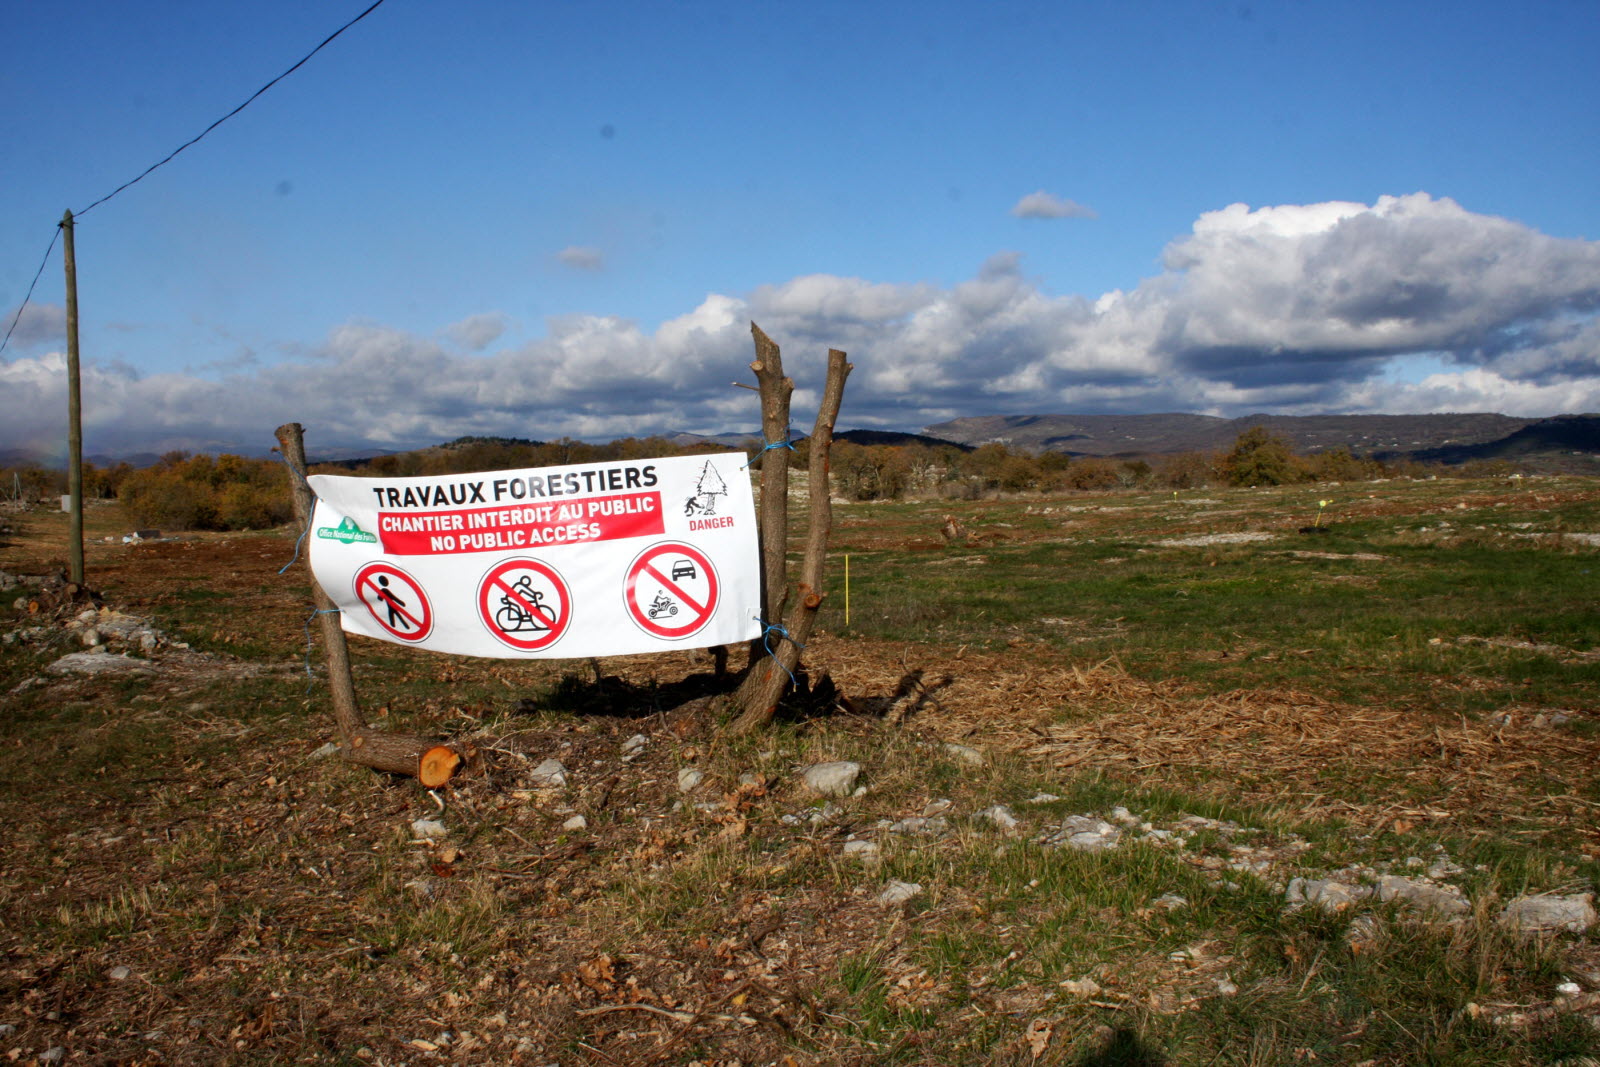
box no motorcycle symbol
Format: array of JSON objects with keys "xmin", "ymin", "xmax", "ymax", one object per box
[
  {"xmin": 353, "ymin": 562, "xmax": 433, "ymax": 643},
  {"xmin": 624, "ymin": 542, "xmax": 718, "ymax": 640},
  {"xmin": 477, "ymin": 558, "xmax": 573, "ymax": 652}
]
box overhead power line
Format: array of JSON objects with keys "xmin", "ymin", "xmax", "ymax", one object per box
[
  {"xmin": 0, "ymin": 226, "xmax": 62, "ymax": 355},
  {"xmin": 0, "ymin": 0, "xmax": 389, "ymax": 357},
  {"xmin": 77, "ymin": 0, "xmax": 389, "ymax": 218}
]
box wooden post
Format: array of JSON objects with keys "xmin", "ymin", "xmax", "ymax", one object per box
[
  {"xmin": 745, "ymin": 323, "xmax": 794, "ymax": 668},
  {"xmin": 274, "ymin": 422, "xmax": 464, "ymax": 786},
  {"xmin": 61, "ymin": 211, "xmax": 84, "ymax": 586},
  {"xmin": 731, "ymin": 346, "xmax": 851, "ymax": 733}
]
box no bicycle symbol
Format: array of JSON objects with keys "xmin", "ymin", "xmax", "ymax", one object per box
[
  {"xmin": 477, "ymin": 558, "xmax": 572, "ymax": 652},
  {"xmin": 624, "ymin": 541, "xmax": 718, "ymax": 640},
  {"xmin": 353, "ymin": 562, "xmax": 433, "ymax": 643}
]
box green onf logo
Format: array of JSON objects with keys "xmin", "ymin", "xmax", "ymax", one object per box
[{"xmin": 316, "ymin": 516, "xmax": 378, "ymax": 545}]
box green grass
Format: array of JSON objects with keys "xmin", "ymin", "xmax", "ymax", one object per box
[{"xmin": 823, "ymin": 486, "xmax": 1600, "ymax": 717}]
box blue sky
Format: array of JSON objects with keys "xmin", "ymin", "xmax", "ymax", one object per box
[{"xmin": 3, "ymin": 0, "xmax": 1599, "ymax": 457}]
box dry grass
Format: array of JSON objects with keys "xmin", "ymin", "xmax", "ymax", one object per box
[{"xmin": 3, "ymin": 482, "xmax": 1599, "ymax": 1064}]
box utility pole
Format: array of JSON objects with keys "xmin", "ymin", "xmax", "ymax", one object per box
[{"xmin": 61, "ymin": 210, "xmax": 84, "ymax": 586}]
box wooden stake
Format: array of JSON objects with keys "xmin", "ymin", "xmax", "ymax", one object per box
[{"xmin": 274, "ymin": 422, "xmax": 462, "ymax": 785}]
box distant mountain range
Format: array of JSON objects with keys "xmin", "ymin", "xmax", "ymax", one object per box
[
  {"xmin": 919, "ymin": 412, "xmax": 1600, "ymax": 471},
  {"xmin": 7, "ymin": 413, "xmax": 1600, "ymax": 472}
]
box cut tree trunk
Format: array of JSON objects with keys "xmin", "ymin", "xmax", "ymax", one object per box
[
  {"xmin": 275, "ymin": 422, "xmax": 465, "ymax": 787},
  {"xmin": 730, "ymin": 345, "xmax": 851, "ymax": 733},
  {"xmin": 745, "ymin": 323, "xmax": 794, "ymax": 670}
]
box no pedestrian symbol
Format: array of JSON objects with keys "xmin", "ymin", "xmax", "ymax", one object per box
[
  {"xmin": 353, "ymin": 562, "xmax": 433, "ymax": 643},
  {"xmin": 624, "ymin": 541, "xmax": 718, "ymax": 640},
  {"xmin": 477, "ymin": 558, "xmax": 572, "ymax": 652}
]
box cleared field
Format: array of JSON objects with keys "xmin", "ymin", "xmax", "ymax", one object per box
[{"xmin": 1, "ymin": 475, "xmax": 1597, "ymax": 1064}]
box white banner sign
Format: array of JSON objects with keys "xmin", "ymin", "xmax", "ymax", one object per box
[{"xmin": 307, "ymin": 454, "xmax": 760, "ymax": 658}]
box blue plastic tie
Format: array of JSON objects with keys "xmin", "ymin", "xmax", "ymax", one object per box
[
  {"xmin": 742, "ymin": 434, "xmax": 796, "ymax": 470},
  {"xmin": 279, "ymin": 521, "xmax": 311, "ymax": 576},
  {"xmin": 756, "ymin": 615, "xmax": 806, "ymax": 690}
]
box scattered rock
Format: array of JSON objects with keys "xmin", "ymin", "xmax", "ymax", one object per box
[
  {"xmin": 842, "ymin": 840, "xmax": 880, "ymax": 858},
  {"xmin": 107, "ymin": 965, "xmax": 132, "ymax": 981},
  {"xmin": 46, "ymin": 651, "xmax": 154, "ymax": 675},
  {"xmin": 1025, "ymin": 793, "xmax": 1060, "ymax": 804},
  {"xmin": 1557, "ymin": 981, "xmax": 1583, "ymax": 997},
  {"xmin": 1345, "ymin": 914, "xmax": 1384, "ymax": 955},
  {"xmin": 1175, "ymin": 814, "xmax": 1240, "ymax": 833},
  {"xmin": 877, "ymin": 880, "xmax": 922, "ymax": 905},
  {"xmin": 943, "ymin": 742, "xmax": 985, "ymax": 767},
  {"xmin": 1059, "ymin": 977, "xmax": 1102, "ymax": 997},
  {"xmin": 1427, "ymin": 855, "xmax": 1464, "ymax": 879},
  {"xmin": 529, "ymin": 759, "xmax": 568, "ymax": 788},
  {"xmin": 1214, "ymin": 977, "xmax": 1240, "ymax": 996},
  {"xmin": 921, "ymin": 798, "xmax": 953, "ymax": 817},
  {"xmin": 887, "ymin": 815, "xmax": 949, "ymax": 836},
  {"xmin": 1377, "ymin": 875, "xmax": 1470, "ymax": 917},
  {"xmin": 562, "ymin": 815, "xmax": 588, "ymax": 832},
  {"xmin": 620, "ymin": 734, "xmax": 647, "ymax": 760},
  {"xmin": 309, "ymin": 741, "xmax": 341, "ymax": 759},
  {"xmin": 1286, "ymin": 877, "xmax": 1369, "ymax": 913},
  {"xmin": 411, "ymin": 818, "xmax": 448, "ymax": 840},
  {"xmin": 676, "ymin": 767, "xmax": 705, "ymax": 792},
  {"xmin": 979, "ymin": 805, "xmax": 1021, "ymax": 834},
  {"xmin": 39, "ymin": 1049, "xmax": 65, "ymax": 1065},
  {"xmin": 1040, "ymin": 815, "xmax": 1120, "ymax": 852},
  {"xmin": 1498, "ymin": 893, "xmax": 1597, "ymax": 934},
  {"xmin": 1108, "ymin": 806, "xmax": 1139, "ymax": 826},
  {"xmin": 1153, "ymin": 893, "xmax": 1188, "ymax": 912},
  {"xmin": 802, "ymin": 760, "xmax": 861, "ymax": 797}
]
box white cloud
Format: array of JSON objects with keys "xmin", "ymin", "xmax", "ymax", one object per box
[
  {"xmin": 1010, "ymin": 190, "xmax": 1097, "ymax": 220},
  {"xmin": 2, "ymin": 302, "xmax": 66, "ymax": 350},
  {"xmin": 443, "ymin": 312, "xmax": 509, "ymax": 351},
  {"xmin": 5, "ymin": 194, "xmax": 1598, "ymax": 456},
  {"xmin": 556, "ymin": 246, "xmax": 606, "ymax": 271}
]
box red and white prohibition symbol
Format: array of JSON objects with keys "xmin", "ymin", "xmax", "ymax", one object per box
[
  {"xmin": 353, "ymin": 562, "xmax": 433, "ymax": 643},
  {"xmin": 477, "ymin": 558, "xmax": 572, "ymax": 652},
  {"xmin": 624, "ymin": 541, "xmax": 719, "ymax": 640}
]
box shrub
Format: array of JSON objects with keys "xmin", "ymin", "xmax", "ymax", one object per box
[
  {"xmin": 1155, "ymin": 452, "xmax": 1217, "ymax": 489},
  {"xmin": 1222, "ymin": 426, "xmax": 1299, "ymax": 486},
  {"xmin": 1301, "ymin": 446, "xmax": 1387, "ymax": 483},
  {"xmin": 117, "ymin": 453, "xmax": 290, "ymax": 531},
  {"xmin": 121, "ymin": 475, "xmax": 212, "ymax": 529},
  {"xmin": 1063, "ymin": 457, "xmax": 1123, "ymax": 491}
]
